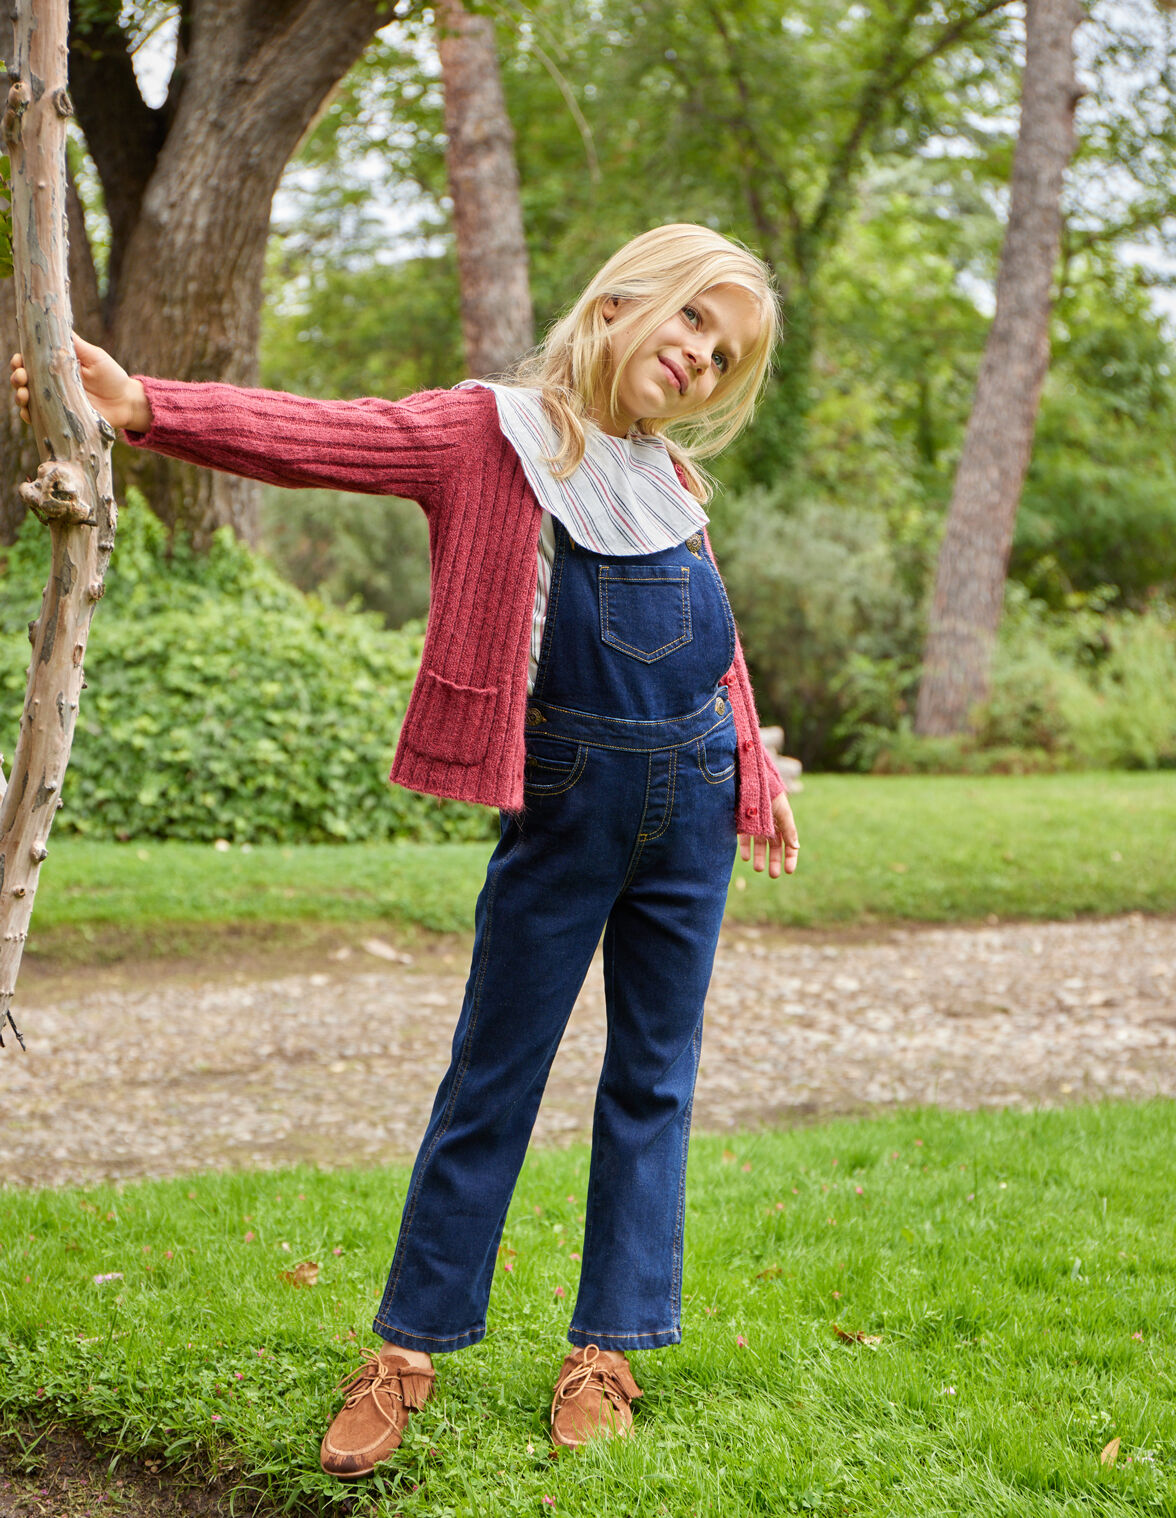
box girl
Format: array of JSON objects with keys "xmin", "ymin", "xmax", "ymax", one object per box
[{"xmin": 11, "ymin": 222, "xmax": 799, "ymax": 1470}]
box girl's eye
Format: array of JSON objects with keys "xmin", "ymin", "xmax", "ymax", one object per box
[
  {"xmin": 714, "ymin": 351, "xmax": 728, "ymax": 374},
  {"xmin": 682, "ymin": 306, "xmax": 700, "ymax": 326}
]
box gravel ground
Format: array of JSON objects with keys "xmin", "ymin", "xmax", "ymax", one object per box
[{"xmin": 2, "ymin": 914, "xmax": 1175, "ymax": 1189}]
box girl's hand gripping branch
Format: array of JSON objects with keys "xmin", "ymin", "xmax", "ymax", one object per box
[
  {"xmin": 10, "ymin": 333, "xmax": 152, "ymax": 433},
  {"xmin": 739, "ymin": 788, "xmax": 799, "ymax": 881}
]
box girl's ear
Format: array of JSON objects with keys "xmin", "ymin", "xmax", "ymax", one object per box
[{"xmin": 602, "ymin": 295, "xmax": 620, "ymax": 324}]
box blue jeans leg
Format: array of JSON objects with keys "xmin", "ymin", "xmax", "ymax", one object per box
[
  {"xmin": 568, "ymin": 755, "xmax": 735, "ymax": 1350},
  {"xmin": 372, "ymin": 802, "xmax": 618, "ymax": 1352}
]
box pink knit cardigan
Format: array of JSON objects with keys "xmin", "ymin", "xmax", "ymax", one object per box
[{"xmin": 129, "ymin": 379, "xmax": 784, "ymax": 836}]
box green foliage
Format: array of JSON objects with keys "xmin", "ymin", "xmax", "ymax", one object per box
[
  {"xmin": 717, "ymin": 495, "xmax": 924, "ymax": 769},
  {"xmin": 3, "ymin": 1107, "xmax": 1176, "ymax": 1515},
  {"xmin": 1015, "ymin": 272, "xmax": 1176, "ymax": 604},
  {"xmin": 0, "ymin": 491, "xmax": 494, "ymax": 844},
  {"xmin": 259, "ymin": 487, "xmax": 431, "ymax": 631},
  {"xmin": 982, "ymin": 591, "xmax": 1176, "ymax": 771},
  {"xmin": 857, "ymin": 589, "xmax": 1176, "ymax": 776}
]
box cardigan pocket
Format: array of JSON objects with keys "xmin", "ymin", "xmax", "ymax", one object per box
[{"xmin": 409, "ymin": 671, "xmax": 498, "ymax": 764}]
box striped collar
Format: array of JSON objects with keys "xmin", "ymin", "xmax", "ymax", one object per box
[{"xmin": 457, "ymin": 381, "xmax": 709, "ymax": 555}]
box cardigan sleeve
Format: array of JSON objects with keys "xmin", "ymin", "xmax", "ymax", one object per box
[
  {"xmin": 124, "ymin": 379, "xmax": 470, "ymax": 511},
  {"xmin": 728, "ymin": 629, "xmax": 787, "ymax": 806}
]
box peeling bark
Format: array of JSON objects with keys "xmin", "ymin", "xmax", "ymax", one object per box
[
  {"xmin": 0, "ymin": 0, "xmax": 117, "ymax": 1049},
  {"xmin": 915, "ymin": 0, "xmax": 1084, "ymax": 735},
  {"xmin": 0, "ymin": 159, "xmax": 104, "ymax": 544}
]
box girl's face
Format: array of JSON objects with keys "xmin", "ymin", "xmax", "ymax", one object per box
[{"xmin": 599, "ymin": 282, "xmax": 763, "ymax": 436}]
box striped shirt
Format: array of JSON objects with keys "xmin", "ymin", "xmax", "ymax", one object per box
[{"xmin": 458, "ymin": 382, "xmax": 710, "ymax": 691}]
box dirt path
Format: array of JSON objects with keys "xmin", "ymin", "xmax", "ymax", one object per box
[{"xmin": 3, "ymin": 914, "xmax": 1175, "ymax": 1189}]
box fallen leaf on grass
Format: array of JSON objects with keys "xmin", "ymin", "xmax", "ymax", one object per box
[
  {"xmin": 833, "ymin": 1323, "xmax": 882, "ymax": 1347},
  {"xmin": 722, "ymin": 1149, "xmax": 738, "ymax": 1164},
  {"xmin": 1100, "ymin": 1438, "xmax": 1121, "ymax": 1467},
  {"xmin": 754, "ymin": 1266, "xmax": 783, "ymax": 1280},
  {"xmin": 278, "ymin": 1260, "xmax": 319, "ymax": 1288}
]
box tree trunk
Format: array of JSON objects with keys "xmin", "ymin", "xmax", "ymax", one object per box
[
  {"xmin": 914, "ymin": 0, "xmax": 1083, "ymax": 736},
  {"xmin": 436, "ymin": 0, "xmax": 534, "ymax": 378},
  {"xmin": 55, "ymin": 0, "xmax": 390, "ymax": 548},
  {"xmin": 0, "ymin": 0, "xmax": 119, "ymax": 1049}
]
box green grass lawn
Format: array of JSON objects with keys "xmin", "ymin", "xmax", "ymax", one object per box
[
  {"xmin": 25, "ymin": 772, "xmax": 1176, "ymax": 965},
  {"xmin": 2, "ymin": 1103, "xmax": 1174, "ymax": 1516}
]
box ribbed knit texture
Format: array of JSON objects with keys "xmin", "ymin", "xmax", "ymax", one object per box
[{"xmin": 129, "ymin": 379, "xmax": 783, "ymax": 834}]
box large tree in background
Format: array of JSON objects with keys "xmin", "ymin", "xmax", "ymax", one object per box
[
  {"xmin": 1, "ymin": 0, "xmax": 401, "ymax": 548},
  {"xmin": 83, "ymin": 0, "xmax": 406, "ymax": 546},
  {"xmin": 915, "ymin": 0, "xmax": 1085, "ymax": 735},
  {"xmin": 436, "ymin": 0, "xmax": 533, "ymax": 375},
  {"xmin": 1, "ymin": 0, "xmax": 534, "ymax": 547}
]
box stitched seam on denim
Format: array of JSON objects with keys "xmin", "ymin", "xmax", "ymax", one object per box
[
  {"xmin": 615, "ymin": 756, "xmax": 653, "ymax": 896},
  {"xmin": 380, "ymin": 828, "xmax": 521, "ymax": 1312},
  {"xmin": 371, "ymin": 1321, "xmax": 486, "ymax": 1345},
  {"xmin": 696, "ymin": 736, "xmax": 736, "ymax": 785},
  {"xmin": 541, "ymin": 725, "xmax": 724, "ymax": 757},
  {"xmin": 600, "ymin": 591, "xmax": 692, "ymax": 659},
  {"xmin": 639, "ymin": 749, "xmax": 677, "ymax": 844},
  {"xmin": 600, "ymin": 566, "xmax": 690, "ymax": 582},
  {"xmin": 522, "ymin": 745, "xmax": 587, "ymax": 796},
  {"xmin": 527, "ymin": 755, "xmax": 576, "ymax": 772},
  {"xmin": 574, "ymin": 924, "xmax": 617, "ymax": 1336},
  {"xmin": 599, "ymin": 569, "xmax": 692, "ymax": 661},
  {"xmin": 532, "ymin": 690, "xmax": 727, "ymax": 732},
  {"xmin": 668, "ymin": 1017, "xmax": 701, "ymax": 1329},
  {"xmin": 567, "ymin": 1326, "xmax": 680, "ymax": 1339}
]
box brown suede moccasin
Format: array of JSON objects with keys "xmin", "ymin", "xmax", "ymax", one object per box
[
  {"xmin": 550, "ymin": 1343, "xmax": 643, "ymax": 1448},
  {"xmin": 320, "ymin": 1350, "xmax": 436, "ymax": 1478}
]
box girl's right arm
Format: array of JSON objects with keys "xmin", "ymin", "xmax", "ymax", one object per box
[
  {"xmin": 11, "ymin": 336, "xmax": 151, "ymax": 431},
  {"xmin": 10, "ymin": 335, "xmax": 457, "ymax": 510}
]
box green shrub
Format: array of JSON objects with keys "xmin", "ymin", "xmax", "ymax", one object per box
[
  {"xmin": 859, "ymin": 588, "xmax": 1176, "ymax": 774},
  {"xmin": 0, "ymin": 492, "xmax": 495, "ymax": 844},
  {"xmin": 718, "ymin": 494, "xmax": 923, "ymax": 768}
]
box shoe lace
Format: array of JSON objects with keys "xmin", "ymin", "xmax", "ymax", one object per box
[
  {"xmin": 337, "ymin": 1350, "xmax": 434, "ymax": 1422},
  {"xmin": 550, "ymin": 1344, "xmax": 630, "ymax": 1422}
]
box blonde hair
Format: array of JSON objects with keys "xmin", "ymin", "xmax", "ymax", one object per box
[{"xmin": 507, "ymin": 224, "xmax": 779, "ymax": 502}]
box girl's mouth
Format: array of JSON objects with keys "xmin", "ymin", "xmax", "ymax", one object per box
[{"xmin": 659, "ymin": 357, "xmax": 686, "ymax": 394}]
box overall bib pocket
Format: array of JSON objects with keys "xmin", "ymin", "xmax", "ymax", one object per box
[{"xmin": 598, "ymin": 565, "xmax": 693, "ymax": 663}]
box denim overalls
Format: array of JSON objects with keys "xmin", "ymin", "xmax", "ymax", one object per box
[{"xmin": 374, "ymin": 519, "xmax": 739, "ymax": 1353}]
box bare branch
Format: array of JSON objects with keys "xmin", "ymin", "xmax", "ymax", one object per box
[
  {"xmin": 1, "ymin": 0, "xmax": 119, "ymax": 1050},
  {"xmin": 810, "ymin": 0, "xmax": 1015, "ymax": 251}
]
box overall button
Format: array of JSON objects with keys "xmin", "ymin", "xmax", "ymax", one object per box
[
  {"xmin": 714, "ymin": 697, "xmax": 725, "ymax": 714},
  {"xmin": 686, "ymin": 534, "xmax": 702, "ymax": 556},
  {"xmin": 526, "ymin": 707, "xmax": 546, "ymax": 727}
]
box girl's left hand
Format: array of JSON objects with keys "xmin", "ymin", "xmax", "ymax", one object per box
[{"xmin": 739, "ymin": 790, "xmax": 799, "ymax": 880}]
